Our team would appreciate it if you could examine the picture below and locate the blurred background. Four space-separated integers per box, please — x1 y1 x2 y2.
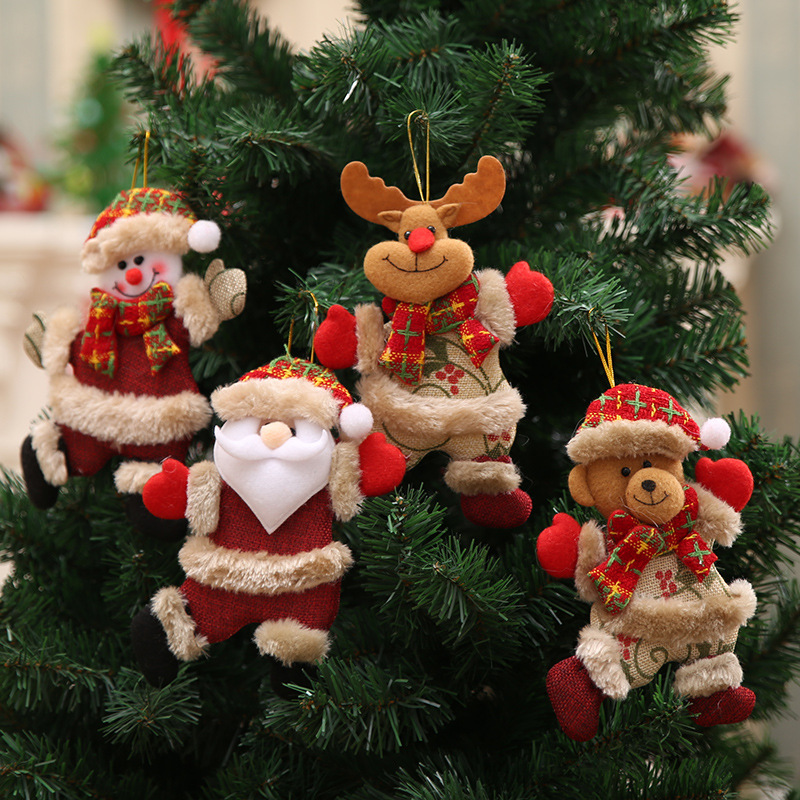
0 0 798 780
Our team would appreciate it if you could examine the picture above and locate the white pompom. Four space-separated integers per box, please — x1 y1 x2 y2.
188 220 221 253
338 403 373 441
700 417 730 450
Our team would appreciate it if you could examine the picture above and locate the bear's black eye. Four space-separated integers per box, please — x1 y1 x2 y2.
642 460 652 468
117 260 127 270
621 467 631 477
133 255 145 266
404 230 411 240
427 225 436 233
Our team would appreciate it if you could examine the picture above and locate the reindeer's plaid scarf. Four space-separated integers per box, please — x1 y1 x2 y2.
79 282 179 378
379 276 499 385
589 486 717 614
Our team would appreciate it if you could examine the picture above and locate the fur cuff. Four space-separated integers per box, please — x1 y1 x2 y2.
473 269 516 346
186 461 222 536
178 537 353 596
253 618 330 665
576 625 630 700
692 482 742 547
151 586 207 661
42 306 83 376
443 458 520 495
174 273 221 347
114 461 161 494
354 303 387 375
574 519 606 603
673 651 743 698
329 441 364 522
30 418 68 486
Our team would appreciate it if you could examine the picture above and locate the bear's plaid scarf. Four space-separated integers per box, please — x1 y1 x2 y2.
589 486 717 614
79 282 179 378
379 275 499 385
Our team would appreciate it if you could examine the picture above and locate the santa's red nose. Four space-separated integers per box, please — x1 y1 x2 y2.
407 227 436 253
125 267 143 285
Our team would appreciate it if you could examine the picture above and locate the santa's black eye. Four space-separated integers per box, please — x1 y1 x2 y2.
621 467 631 477
642 460 652 469
117 260 127 270
403 230 411 240
134 255 145 266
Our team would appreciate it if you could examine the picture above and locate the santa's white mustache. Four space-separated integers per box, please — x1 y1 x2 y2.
214 420 331 462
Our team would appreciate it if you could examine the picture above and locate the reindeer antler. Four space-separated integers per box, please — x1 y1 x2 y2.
340 155 506 227
431 156 506 227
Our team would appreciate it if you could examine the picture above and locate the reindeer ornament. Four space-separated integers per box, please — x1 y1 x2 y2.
314 157 554 528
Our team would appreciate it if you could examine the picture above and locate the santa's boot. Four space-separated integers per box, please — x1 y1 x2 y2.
688 686 756 728
131 606 181 688
124 495 188 541
446 456 532 528
546 655 606 741
20 433 63 509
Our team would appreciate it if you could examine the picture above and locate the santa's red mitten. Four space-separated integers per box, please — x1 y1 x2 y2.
695 456 754 512
358 432 406 497
505 261 555 327
142 458 189 519
314 305 358 369
536 512 582 578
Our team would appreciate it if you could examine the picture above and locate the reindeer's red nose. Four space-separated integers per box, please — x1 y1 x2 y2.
407 227 436 254
125 267 143 285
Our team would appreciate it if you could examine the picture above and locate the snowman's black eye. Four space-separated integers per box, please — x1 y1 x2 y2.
133 255 145 266
117 260 127 270
621 467 631 477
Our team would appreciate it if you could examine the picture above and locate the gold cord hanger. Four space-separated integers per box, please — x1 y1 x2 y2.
588 308 616 388
286 290 321 362
130 130 151 189
406 110 430 202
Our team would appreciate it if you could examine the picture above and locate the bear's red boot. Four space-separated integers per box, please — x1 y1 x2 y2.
546 655 606 741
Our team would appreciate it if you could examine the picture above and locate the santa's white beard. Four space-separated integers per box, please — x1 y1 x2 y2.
214 417 335 533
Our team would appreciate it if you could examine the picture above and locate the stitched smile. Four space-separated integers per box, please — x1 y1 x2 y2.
113 272 158 298
383 255 448 273
632 492 669 506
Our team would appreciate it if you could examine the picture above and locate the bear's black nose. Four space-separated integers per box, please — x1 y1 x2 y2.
641 479 657 493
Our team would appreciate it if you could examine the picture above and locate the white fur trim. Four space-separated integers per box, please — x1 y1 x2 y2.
338 403 373 442
253 618 330 665
187 220 221 253
567 418 697 463
30 418 67 486
114 461 162 494
700 418 731 450
673 651 743 698
443 458 521 495
48 372 212 446
150 586 207 661
178 536 353 595
576 625 630 700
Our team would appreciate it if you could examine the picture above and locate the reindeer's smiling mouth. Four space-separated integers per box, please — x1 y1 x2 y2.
383 255 448 273
632 492 670 507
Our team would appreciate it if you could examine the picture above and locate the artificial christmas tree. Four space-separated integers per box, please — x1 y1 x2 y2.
2 1 800 798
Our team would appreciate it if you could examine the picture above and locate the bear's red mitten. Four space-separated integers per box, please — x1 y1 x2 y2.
142 458 189 519
313 304 358 369
695 457 754 512
358 432 406 497
505 261 555 327
536 512 582 579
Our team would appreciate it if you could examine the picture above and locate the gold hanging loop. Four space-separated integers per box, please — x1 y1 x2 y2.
130 130 151 190
588 308 616 389
286 290 321 362
406 110 430 202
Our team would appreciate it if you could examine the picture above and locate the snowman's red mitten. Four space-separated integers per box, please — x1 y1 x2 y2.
536 512 582 579
314 305 358 370
142 458 189 519
358 432 407 497
695 456 754 512
505 261 555 327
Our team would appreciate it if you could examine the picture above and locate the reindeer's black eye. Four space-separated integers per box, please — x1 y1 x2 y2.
134 255 145 266
642 460 652 469
117 260 127 270
427 226 436 233
621 467 631 477
403 230 411 240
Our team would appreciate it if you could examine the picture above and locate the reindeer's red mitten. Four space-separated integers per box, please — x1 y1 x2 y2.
695 457 754 512
536 512 582 578
314 305 358 369
358 432 406 497
505 261 555 327
142 458 189 519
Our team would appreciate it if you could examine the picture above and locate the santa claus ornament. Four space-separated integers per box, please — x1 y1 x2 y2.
313 146 554 529
20 185 246 535
536 383 757 741
131 355 406 687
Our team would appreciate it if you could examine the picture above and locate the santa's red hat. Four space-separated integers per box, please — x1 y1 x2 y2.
81 187 221 274
210 355 373 441
567 383 729 463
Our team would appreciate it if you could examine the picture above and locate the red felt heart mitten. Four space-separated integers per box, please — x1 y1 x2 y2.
314 304 358 370
695 457 754 512
358 432 407 497
536 512 582 578
505 261 555 327
142 458 189 519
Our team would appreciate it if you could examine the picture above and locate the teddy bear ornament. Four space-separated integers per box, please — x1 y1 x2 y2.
536 383 757 741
